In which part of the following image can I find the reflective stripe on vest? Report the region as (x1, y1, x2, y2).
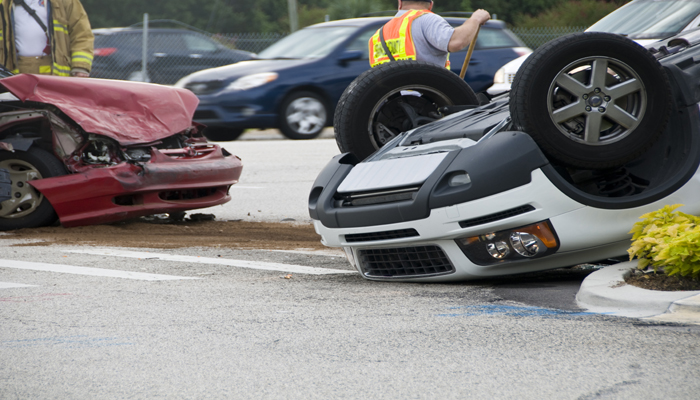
(369, 10, 450, 69)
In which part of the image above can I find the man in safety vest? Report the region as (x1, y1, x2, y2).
(0, 0, 94, 77)
(369, 0, 490, 69)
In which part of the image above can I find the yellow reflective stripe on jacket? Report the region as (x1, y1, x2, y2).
(53, 20, 68, 35)
(52, 63, 70, 76)
(39, 65, 52, 74)
(71, 51, 93, 65)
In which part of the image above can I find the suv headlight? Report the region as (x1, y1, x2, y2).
(455, 220, 559, 265)
(493, 67, 505, 84)
(227, 72, 278, 91)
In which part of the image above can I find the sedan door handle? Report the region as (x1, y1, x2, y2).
(189, 54, 203, 59)
(154, 53, 168, 58)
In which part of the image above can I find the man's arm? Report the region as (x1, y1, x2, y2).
(66, 0, 94, 76)
(447, 9, 490, 52)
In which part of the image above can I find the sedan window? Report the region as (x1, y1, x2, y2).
(345, 27, 379, 59)
(183, 34, 220, 52)
(150, 33, 185, 51)
(449, 25, 522, 51)
(258, 26, 357, 59)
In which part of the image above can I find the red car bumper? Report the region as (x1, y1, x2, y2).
(30, 145, 242, 227)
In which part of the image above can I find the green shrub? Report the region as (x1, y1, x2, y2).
(628, 204, 700, 280)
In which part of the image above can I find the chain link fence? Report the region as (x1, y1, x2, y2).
(90, 26, 586, 85)
(510, 26, 588, 49)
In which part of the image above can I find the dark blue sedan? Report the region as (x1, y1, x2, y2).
(175, 17, 530, 141)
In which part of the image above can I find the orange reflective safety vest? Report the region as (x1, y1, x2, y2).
(369, 9, 450, 69)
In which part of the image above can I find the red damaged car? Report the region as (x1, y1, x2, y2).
(0, 73, 243, 230)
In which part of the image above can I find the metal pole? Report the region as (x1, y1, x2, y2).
(287, 0, 298, 32)
(141, 13, 149, 82)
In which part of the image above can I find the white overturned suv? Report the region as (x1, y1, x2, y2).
(310, 30, 700, 281)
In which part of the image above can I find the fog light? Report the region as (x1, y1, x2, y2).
(455, 219, 559, 266)
(509, 232, 542, 257)
(448, 171, 471, 187)
(486, 241, 509, 259)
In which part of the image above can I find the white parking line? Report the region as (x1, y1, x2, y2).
(0, 259, 199, 281)
(63, 249, 356, 275)
(0, 282, 38, 289)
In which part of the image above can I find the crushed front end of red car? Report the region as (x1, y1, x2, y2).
(0, 74, 242, 229)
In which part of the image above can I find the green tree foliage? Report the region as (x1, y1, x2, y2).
(81, 0, 336, 32)
(513, 0, 626, 28)
(470, 0, 565, 24)
(80, 0, 626, 32)
(328, 0, 394, 20)
(628, 204, 700, 280)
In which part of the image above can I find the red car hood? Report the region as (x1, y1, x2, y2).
(0, 74, 199, 145)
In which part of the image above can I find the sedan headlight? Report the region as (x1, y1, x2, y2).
(227, 72, 278, 91)
(493, 67, 505, 84)
(455, 220, 559, 266)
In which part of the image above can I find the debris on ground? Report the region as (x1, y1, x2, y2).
(2, 220, 326, 251)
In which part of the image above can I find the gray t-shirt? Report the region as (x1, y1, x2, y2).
(396, 10, 454, 66)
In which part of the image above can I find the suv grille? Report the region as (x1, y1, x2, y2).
(458, 205, 535, 228)
(336, 186, 419, 207)
(345, 229, 419, 243)
(358, 246, 455, 278)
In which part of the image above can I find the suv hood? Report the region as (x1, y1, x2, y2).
(0, 74, 199, 145)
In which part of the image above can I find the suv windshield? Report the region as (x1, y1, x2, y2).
(258, 26, 357, 59)
(588, 0, 700, 40)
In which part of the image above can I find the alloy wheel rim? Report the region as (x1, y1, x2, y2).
(0, 159, 44, 219)
(286, 97, 326, 135)
(546, 56, 647, 146)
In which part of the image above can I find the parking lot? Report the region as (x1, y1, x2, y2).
(2, 132, 700, 399)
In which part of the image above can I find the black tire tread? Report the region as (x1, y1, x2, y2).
(334, 60, 478, 159)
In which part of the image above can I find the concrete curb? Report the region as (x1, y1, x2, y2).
(576, 260, 700, 323)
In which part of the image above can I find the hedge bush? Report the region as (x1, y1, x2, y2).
(628, 204, 700, 280)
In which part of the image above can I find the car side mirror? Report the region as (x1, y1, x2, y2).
(337, 50, 363, 65)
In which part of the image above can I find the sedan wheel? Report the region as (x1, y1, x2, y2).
(0, 147, 66, 230)
(279, 91, 327, 140)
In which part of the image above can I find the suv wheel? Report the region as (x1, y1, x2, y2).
(510, 32, 672, 169)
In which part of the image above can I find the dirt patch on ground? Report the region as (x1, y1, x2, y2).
(626, 272, 700, 291)
(0, 220, 327, 251)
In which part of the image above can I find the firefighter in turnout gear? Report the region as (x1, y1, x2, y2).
(0, 0, 93, 76)
(369, 0, 489, 68)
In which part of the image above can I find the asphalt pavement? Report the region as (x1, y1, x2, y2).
(222, 129, 700, 326)
(3, 130, 700, 398)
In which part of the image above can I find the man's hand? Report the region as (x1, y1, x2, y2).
(471, 9, 491, 26)
(71, 68, 90, 78)
(448, 9, 491, 52)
